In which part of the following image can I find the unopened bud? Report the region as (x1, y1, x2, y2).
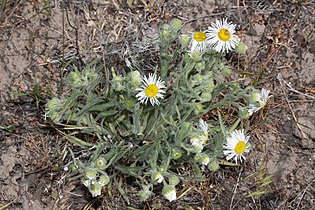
(208, 160, 220, 172)
(235, 42, 248, 54)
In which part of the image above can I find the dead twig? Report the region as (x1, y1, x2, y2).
(277, 73, 307, 138)
(278, 74, 315, 100)
(294, 179, 315, 209)
(230, 168, 243, 210)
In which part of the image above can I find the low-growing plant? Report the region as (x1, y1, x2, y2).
(45, 18, 271, 202)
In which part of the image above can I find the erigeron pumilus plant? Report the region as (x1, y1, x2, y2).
(46, 18, 271, 202)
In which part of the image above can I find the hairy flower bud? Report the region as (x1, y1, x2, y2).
(198, 153, 210, 165)
(208, 160, 220, 172)
(70, 163, 79, 173)
(68, 72, 82, 87)
(82, 177, 91, 188)
(46, 97, 63, 111)
(250, 91, 261, 103)
(180, 35, 190, 48)
(190, 51, 202, 61)
(89, 182, 102, 197)
(238, 107, 251, 120)
(171, 19, 182, 31)
(235, 42, 248, 54)
(162, 185, 177, 202)
(95, 157, 107, 170)
(151, 170, 164, 183)
(172, 147, 182, 160)
(129, 71, 141, 88)
(138, 185, 153, 201)
(168, 175, 180, 186)
(194, 103, 203, 115)
(98, 174, 110, 186)
(85, 168, 97, 180)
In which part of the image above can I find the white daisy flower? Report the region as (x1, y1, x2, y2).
(190, 119, 209, 150)
(223, 129, 250, 164)
(135, 73, 166, 106)
(248, 88, 271, 115)
(190, 31, 210, 53)
(207, 19, 240, 53)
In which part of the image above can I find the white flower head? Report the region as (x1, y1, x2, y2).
(190, 31, 210, 53)
(259, 88, 271, 107)
(198, 118, 208, 138)
(207, 19, 240, 53)
(162, 185, 177, 202)
(190, 136, 204, 147)
(190, 119, 209, 151)
(248, 88, 271, 115)
(135, 73, 166, 106)
(223, 129, 250, 164)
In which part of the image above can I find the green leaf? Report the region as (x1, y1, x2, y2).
(62, 133, 95, 149)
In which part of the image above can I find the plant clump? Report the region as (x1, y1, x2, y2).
(45, 18, 271, 202)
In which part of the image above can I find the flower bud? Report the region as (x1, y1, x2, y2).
(171, 19, 182, 31)
(95, 157, 107, 170)
(98, 174, 110, 186)
(161, 31, 170, 39)
(194, 103, 203, 115)
(208, 160, 220, 172)
(238, 107, 251, 120)
(82, 177, 91, 188)
(89, 182, 102, 197)
(192, 74, 203, 86)
(201, 92, 212, 101)
(191, 144, 203, 153)
(49, 111, 62, 123)
(68, 72, 82, 87)
(190, 51, 202, 61)
(85, 168, 97, 180)
(221, 66, 232, 77)
(89, 72, 99, 80)
(129, 71, 141, 87)
(162, 185, 176, 202)
(162, 23, 171, 32)
(168, 175, 180, 186)
(138, 185, 153, 201)
(172, 147, 182, 160)
(113, 75, 123, 83)
(46, 97, 63, 111)
(249, 91, 261, 103)
(126, 100, 134, 108)
(180, 35, 190, 48)
(196, 61, 206, 71)
(70, 163, 79, 172)
(151, 170, 164, 183)
(235, 42, 248, 54)
(198, 153, 210, 165)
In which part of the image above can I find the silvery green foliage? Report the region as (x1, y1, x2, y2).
(45, 19, 260, 201)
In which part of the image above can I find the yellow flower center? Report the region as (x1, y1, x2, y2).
(218, 28, 231, 42)
(261, 101, 267, 109)
(193, 32, 207, 42)
(203, 134, 209, 145)
(145, 84, 159, 98)
(234, 141, 246, 154)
